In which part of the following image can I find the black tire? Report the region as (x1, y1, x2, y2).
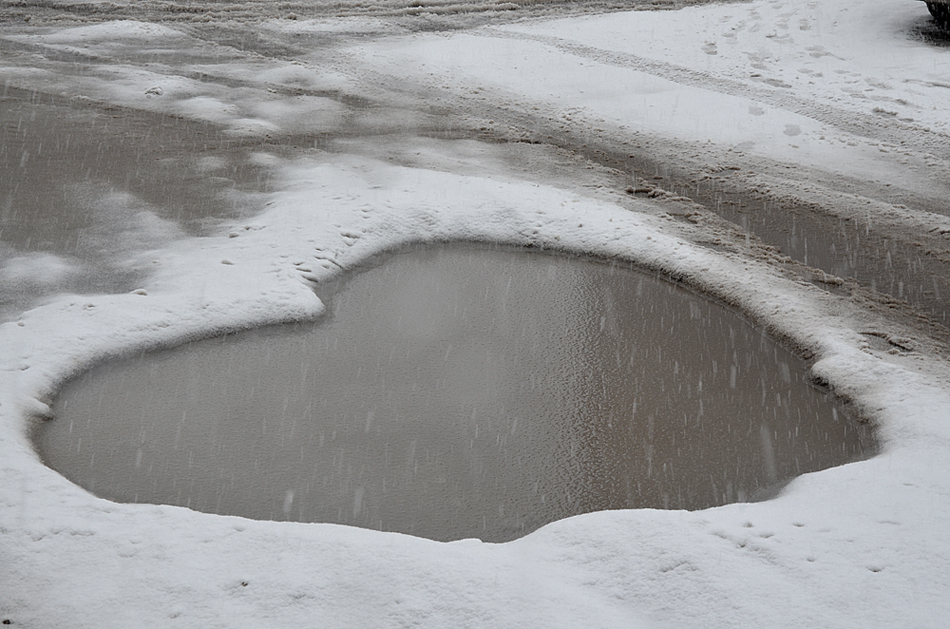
(927, 2, 950, 28)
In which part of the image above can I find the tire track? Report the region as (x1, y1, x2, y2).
(482, 28, 950, 162)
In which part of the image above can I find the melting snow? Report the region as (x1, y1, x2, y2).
(2, 0, 950, 626)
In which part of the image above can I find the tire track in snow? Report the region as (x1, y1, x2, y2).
(482, 28, 950, 162)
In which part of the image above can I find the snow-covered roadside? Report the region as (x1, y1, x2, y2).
(2, 0, 950, 627)
(344, 0, 950, 205)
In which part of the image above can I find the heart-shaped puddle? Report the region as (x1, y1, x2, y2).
(36, 244, 875, 542)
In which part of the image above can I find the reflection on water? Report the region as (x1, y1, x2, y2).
(38, 245, 874, 542)
(0, 87, 269, 318)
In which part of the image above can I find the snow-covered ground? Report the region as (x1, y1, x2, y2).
(2, 0, 950, 626)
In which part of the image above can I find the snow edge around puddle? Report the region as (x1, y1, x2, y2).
(1, 153, 949, 627)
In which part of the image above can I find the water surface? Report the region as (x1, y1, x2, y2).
(38, 245, 874, 542)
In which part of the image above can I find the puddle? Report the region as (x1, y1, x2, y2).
(0, 86, 271, 318)
(709, 192, 950, 325)
(35, 245, 875, 542)
(0, 87, 269, 251)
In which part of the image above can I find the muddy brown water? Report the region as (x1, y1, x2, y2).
(35, 245, 874, 542)
(548, 132, 950, 326)
(0, 87, 267, 250)
(0, 86, 271, 318)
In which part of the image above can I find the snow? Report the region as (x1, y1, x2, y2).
(345, 0, 949, 203)
(3, 0, 950, 626)
(25, 20, 187, 43)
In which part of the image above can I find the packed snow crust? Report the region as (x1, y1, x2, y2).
(2, 0, 950, 627)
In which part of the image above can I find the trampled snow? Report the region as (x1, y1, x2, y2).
(2, 0, 950, 626)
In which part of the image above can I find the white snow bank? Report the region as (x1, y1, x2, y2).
(2, 153, 950, 628)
